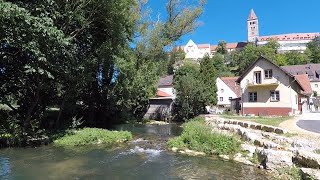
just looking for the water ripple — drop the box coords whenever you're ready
[0,157,11,177]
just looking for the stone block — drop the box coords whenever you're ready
[294,150,320,169]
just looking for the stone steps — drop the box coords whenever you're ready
[205,115,320,179]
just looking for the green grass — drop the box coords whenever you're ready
[167,117,241,155]
[54,128,132,146]
[220,115,292,127]
[276,166,303,180]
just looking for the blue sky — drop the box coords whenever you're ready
[149,0,320,46]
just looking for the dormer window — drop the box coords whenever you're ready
[265,69,273,79]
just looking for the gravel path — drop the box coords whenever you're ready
[279,115,320,148]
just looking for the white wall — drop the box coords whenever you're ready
[311,82,320,96]
[216,78,237,107]
[257,40,311,52]
[239,59,299,111]
[183,40,211,60]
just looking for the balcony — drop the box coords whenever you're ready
[246,78,280,88]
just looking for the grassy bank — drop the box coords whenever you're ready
[167,117,241,155]
[54,128,132,146]
[220,115,292,127]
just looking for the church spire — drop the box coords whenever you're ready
[248,9,258,20]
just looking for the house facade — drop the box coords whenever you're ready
[216,76,241,108]
[144,75,175,120]
[236,56,312,116]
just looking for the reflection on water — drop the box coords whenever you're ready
[0,124,271,179]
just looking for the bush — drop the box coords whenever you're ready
[168,117,241,155]
[54,128,132,146]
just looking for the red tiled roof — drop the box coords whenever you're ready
[294,74,313,95]
[210,45,217,51]
[248,9,258,20]
[210,42,247,51]
[258,32,319,42]
[156,90,172,97]
[220,76,241,97]
[197,44,210,49]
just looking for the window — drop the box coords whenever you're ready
[254,71,261,84]
[249,92,257,102]
[219,97,223,102]
[315,84,319,88]
[270,91,280,102]
[265,69,273,79]
[221,89,224,93]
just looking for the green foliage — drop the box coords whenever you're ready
[167,47,186,74]
[276,166,303,180]
[313,91,318,97]
[0,110,23,147]
[200,55,218,104]
[307,37,320,63]
[221,115,291,127]
[54,128,132,146]
[167,117,241,155]
[0,0,206,146]
[174,63,213,120]
[216,41,228,54]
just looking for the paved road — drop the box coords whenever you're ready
[296,112,320,134]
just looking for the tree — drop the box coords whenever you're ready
[0,0,207,145]
[167,47,186,75]
[216,41,228,55]
[174,63,208,121]
[306,37,320,63]
[232,40,279,74]
[200,55,218,105]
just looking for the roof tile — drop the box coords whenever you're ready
[220,76,241,97]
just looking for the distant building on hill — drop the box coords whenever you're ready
[175,40,247,60]
[175,9,319,60]
[248,9,320,53]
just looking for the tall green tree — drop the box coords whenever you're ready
[174,63,208,121]
[200,55,217,105]
[306,37,320,63]
[216,41,228,55]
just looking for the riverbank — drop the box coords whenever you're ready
[53,128,132,146]
[168,115,320,179]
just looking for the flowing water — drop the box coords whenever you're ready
[0,124,272,180]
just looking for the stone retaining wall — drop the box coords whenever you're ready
[204,115,320,179]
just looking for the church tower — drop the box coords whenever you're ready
[247,9,259,42]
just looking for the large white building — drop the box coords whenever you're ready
[247,9,320,53]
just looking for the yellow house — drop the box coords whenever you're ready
[236,56,312,116]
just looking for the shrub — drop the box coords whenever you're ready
[54,128,132,146]
[168,117,241,155]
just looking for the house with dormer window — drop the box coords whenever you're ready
[236,56,312,116]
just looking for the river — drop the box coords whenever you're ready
[0,124,271,179]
